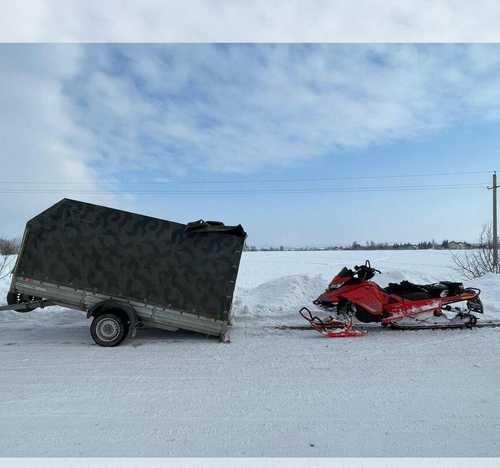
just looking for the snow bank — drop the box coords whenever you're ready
[232,274,327,325]
[231,251,500,324]
[1,251,500,327]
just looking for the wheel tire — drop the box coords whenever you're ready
[90,313,127,347]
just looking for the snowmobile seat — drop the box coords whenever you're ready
[422,283,447,297]
[384,280,464,300]
[438,281,464,296]
[419,282,463,298]
[384,281,430,300]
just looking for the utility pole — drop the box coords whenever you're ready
[488,171,498,269]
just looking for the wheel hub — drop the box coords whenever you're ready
[96,318,120,341]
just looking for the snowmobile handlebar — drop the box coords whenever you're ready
[353,260,381,280]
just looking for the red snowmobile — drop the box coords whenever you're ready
[300,260,484,337]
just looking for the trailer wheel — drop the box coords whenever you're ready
[90,313,127,347]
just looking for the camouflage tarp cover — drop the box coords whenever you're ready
[15,199,246,321]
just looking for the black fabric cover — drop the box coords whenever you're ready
[15,199,246,321]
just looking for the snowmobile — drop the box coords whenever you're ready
[300,260,485,337]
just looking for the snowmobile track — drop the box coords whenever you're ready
[389,319,500,331]
[272,320,500,332]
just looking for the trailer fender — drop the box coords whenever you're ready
[87,300,138,339]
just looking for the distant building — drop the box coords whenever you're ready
[448,241,468,250]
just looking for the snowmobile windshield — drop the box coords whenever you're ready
[328,267,354,289]
[336,267,352,278]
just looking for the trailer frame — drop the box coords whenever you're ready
[6,275,231,339]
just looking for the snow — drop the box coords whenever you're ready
[232,250,500,325]
[1,250,500,456]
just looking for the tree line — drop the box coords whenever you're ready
[244,239,477,252]
[0,238,20,255]
[0,236,478,255]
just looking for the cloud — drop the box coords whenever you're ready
[2,0,500,42]
[0,44,105,235]
[2,43,500,236]
[66,44,500,175]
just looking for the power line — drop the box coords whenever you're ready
[0,169,494,186]
[0,183,486,196]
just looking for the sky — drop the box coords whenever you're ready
[3,0,500,42]
[1,43,499,247]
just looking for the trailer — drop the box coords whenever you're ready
[1,199,246,346]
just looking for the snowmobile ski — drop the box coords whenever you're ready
[321,326,366,338]
[299,307,366,338]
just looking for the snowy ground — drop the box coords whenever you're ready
[1,251,500,457]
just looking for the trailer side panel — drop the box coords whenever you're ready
[14,199,246,322]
